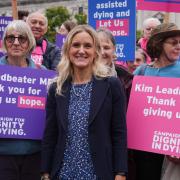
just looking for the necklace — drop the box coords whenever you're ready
[72,83,89,97]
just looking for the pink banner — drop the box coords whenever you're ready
[96,19,129,36]
[127,76,180,157]
[18,95,45,109]
[137,0,180,13]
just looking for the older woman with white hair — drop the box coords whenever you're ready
[138,17,161,63]
[0,20,45,180]
[1,20,35,66]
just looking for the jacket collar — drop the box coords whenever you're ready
[88,77,109,125]
[57,78,71,132]
[58,76,109,131]
[0,55,36,68]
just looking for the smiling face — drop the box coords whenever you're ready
[5,30,29,58]
[98,32,115,66]
[27,13,47,40]
[69,31,96,72]
[161,36,180,64]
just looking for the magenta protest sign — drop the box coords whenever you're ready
[0,65,56,140]
[127,76,180,157]
[137,0,180,13]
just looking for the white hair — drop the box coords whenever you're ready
[3,20,36,53]
[26,11,48,27]
[143,17,161,29]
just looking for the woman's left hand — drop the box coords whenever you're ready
[115,175,126,180]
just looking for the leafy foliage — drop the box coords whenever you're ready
[74,13,87,25]
[136,30,142,43]
[45,6,70,42]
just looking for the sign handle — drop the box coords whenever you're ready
[11,0,18,20]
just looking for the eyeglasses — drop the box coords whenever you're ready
[145,27,154,31]
[165,39,180,47]
[5,35,27,44]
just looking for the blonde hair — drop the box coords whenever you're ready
[54,24,110,95]
[3,20,35,53]
[96,28,117,77]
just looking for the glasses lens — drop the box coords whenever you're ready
[165,40,180,46]
[18,35,27,43]
[5,35,15,43]
[172,40,180,46]
[5,35,27,44]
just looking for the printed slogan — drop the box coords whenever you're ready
[0,65,55,139]
[127,76,180,157]
[88,0,135,61]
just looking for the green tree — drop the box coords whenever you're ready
[75,13,87,25]
[136,30,142,43]
[45,6,70,42]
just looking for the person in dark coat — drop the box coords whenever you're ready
[41,25,127,180]
[97,28,135,180]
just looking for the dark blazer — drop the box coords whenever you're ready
[41,76,128,180]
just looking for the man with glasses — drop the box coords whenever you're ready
[26,11,60,70]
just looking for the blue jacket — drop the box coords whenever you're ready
[41,76,128,180]
[0,55,46,69]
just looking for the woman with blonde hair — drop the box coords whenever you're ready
[41,25,127,180]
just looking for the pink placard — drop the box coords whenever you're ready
[127,76,180,157]
[96,19,129,36]
[137,0,180,13]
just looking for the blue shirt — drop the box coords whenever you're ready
[134,61,180,78]
[59,81,96,180]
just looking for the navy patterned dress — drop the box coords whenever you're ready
[58,81,97,180]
